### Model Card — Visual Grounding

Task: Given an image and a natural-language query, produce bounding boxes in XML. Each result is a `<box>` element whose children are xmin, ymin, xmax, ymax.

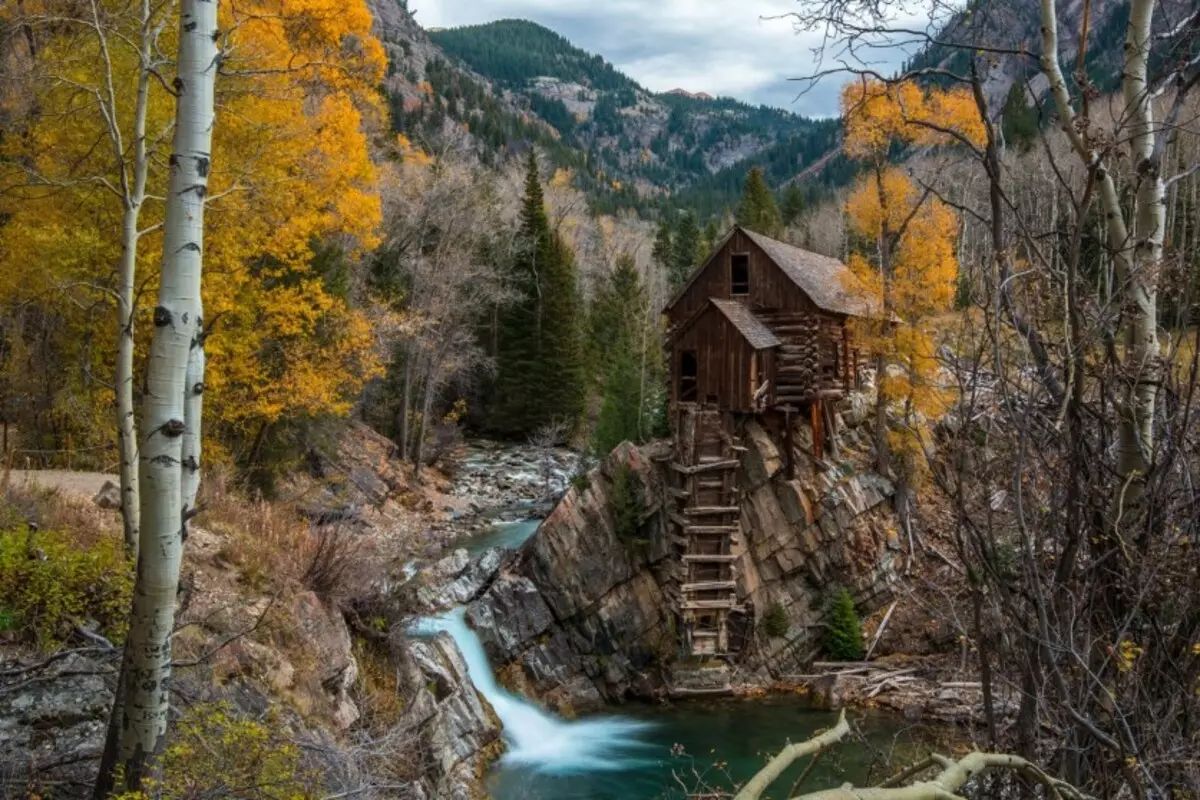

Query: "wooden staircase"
<box><xmin>669</xmin><ymin>405</ymin><xmax>744</xmax><ymax>656</ymax></box>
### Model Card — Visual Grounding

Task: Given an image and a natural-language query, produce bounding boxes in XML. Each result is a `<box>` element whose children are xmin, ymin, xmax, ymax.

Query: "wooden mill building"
<box><xmin>662</xmin><ymin>225</ymin><xmax>877</xmax><ymax>657</ymax></box>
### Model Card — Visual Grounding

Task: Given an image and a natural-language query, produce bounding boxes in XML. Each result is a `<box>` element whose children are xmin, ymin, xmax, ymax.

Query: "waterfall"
<box><xmin>418</xmin><ymin>608</ymin><xmax>656</xmax><ymax>774</ymax></box>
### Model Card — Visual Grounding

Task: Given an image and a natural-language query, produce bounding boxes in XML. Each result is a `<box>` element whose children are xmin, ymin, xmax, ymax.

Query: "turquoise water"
<box><xmin>458</xmin><ymin>518</ymin><xmax>541</xmax><ymax>555</ymax></box>
<box><xmin>485</xmin><ymin>697</ymin><xmax>917</xmax><ymax>799</ymax></box>
<box><xmin>430</xmin><ymin>520</ymin><xmax>926</xmax><ymax>799</ymax></box>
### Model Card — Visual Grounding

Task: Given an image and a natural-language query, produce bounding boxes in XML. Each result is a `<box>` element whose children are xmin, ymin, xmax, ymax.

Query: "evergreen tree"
<box><xmin>823</xmin><ymin>587</ymin><xmax>865</xmax><ymax>660</ymax></box>
<box><xmin>670</xmin><ymin>211</ymin><xmax>702</xmax><ymax>288</ymax></box>
<box><xmin>781</xmin><ymin>182</ymin><xmax>806</xmax><ymax>226</ymax></box>
<box><xmin>589</xmin><ymin>254</ymin><xmax>664</xmax><ymax>454</ymax></box>
<box><xmin>652</xmin><ymin>217</ymin><xmax>673</xmax><ymax>274</ymax></box>
<box><xmin>1000</xmin><ymin>81</ymin><xmax>1038</xmax><ymax>152</ymax></box>
<box><xmin>702</xmin><ymin>218</ymin><xmax>721</xmax><ymax>256</ymax></box>
<box><xmin>736</xmin><ymin>166</ymin><xmax>783</xmax><ymax>237</ymax></box>
<box><xmin>490</xmin><ymin>151</ymin><xmax>586</xmax><ymax>436</ymax></box>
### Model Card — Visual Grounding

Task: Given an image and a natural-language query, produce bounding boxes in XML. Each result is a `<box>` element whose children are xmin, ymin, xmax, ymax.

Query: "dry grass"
<box><xmin>0</xmin><ymin>474</ymin><xmax>118</xmax><ymax>549</ymax></box>
<box><xmin>200</xmin><ymin>466</ymin><xmax>376</xmax><ymax>602</ymax></box>
<box><xmin>352</xmin><ymin>636</ymin><xmax>404</xmax><ymax>729</ymax></box>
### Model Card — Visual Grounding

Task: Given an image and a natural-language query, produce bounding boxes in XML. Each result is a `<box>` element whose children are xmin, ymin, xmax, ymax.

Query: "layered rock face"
<box><xmin>400</xmin><ymin>634</ymin><xmax>503</xmax><ymax>800</ymax></box>
<box><xmin>466</xmin><ymin>401</ymin><xmax>901</xmax><ymax>712</ymax></box>
<box><xmin>466</xmin><ymin>441</ymin><xmax>675</xmax><ymax>713</ymax></box>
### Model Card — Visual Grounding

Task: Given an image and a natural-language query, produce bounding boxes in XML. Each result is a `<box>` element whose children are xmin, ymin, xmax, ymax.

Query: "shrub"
<box><xmin>823</xmin><ymin>587</ymin><xmax>865</xmax><ymax>661</ymax></box>
<box><xmin>760</xmin><ymin>601</ymin><xmax>790</xmax><ymax>639</ymax></box>
<box><xmin>0</xmin><ymin>524</ymin><xmax>133</xmax><ymax>648</ymax></box>
<box><xmin>113</xmin><ymin>702</ymin><xmax>320</xmax><ymax>800</ymax></box>
<box><xmin>609</xmin><ymin>463</ymin><xmax>643</xmax><ymax>545</ymax></box>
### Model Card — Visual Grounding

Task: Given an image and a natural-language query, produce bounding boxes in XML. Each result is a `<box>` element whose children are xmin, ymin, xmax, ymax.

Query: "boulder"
<box><xmin>93</xmin><ymin>480</ymin><xmax>122</xmax><ymax>509</ymax></box>
<box><xmin>0</xmin><ymin>652</ymin><xmax>112</xmax><ymax>789</ymax></box>
<box><xmin>416</xmin><ymin>547</ymin><xmax>504</xmax><ymax>611</ymax></box>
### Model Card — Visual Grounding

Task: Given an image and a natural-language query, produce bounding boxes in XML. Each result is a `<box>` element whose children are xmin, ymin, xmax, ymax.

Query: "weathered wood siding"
<box><xmin>671</xmin><ymin>306</ymin><xmax>759</xmax><ymax>412</ymax></box>
<box><xmin>667</xmin><ymin>229</ymin><xmax>821</xmax><ymax>327</ymax></box>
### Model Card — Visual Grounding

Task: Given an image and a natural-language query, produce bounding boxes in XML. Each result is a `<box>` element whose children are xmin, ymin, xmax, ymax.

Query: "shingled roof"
<box><xmin>710</xmin><ymin>299</ymin><xmax>781</xmax><ymax>349</ymax></box>
<box><xmin>666</xmin><ymin>225</ymin><xmax>880</xmax><ymax>319</ymax></box>
<box><xmin>739</xmin><ymin>229</ymin><xmax>878</xmax><ymax>318</ymax></box>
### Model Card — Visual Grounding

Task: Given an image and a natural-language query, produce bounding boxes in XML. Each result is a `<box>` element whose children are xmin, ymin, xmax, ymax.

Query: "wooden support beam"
<box><xmin>683</xmin><ymin>553</ymin><xmax>738</xmax><ymax>562</ymax></box>
<box><xmin>684</xmin><ymin>524</ymin><xmax>740</xmax><ymax>534</ymax></box>
<box><xmin>681</xmin><ymin>580</ymin><xmax>737</xmax><ymax>592</ymax></box>
<box><xmin>684</xmin><ymin>506</ymin><xmax>740</xmax><ymax>515</ymax></box>
<box><xmin>671</xmin><ymin>459</ymin><xmax>739</xmax><ymax>475</ymax></box>
<box><xmin>682</xmin><ymin>599</ymin><xmax>743</xmax><ymax>610</ymax></box>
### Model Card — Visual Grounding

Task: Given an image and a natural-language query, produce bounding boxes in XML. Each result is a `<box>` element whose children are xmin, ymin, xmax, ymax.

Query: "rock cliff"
<box><xmin>466</xmin><ymin>400</ymin><xmax>901</xmax><ymax>712</ymax></box>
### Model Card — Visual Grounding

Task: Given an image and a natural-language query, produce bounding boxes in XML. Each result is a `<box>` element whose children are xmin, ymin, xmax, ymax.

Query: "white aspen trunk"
<box><xmin>113</xmin><ymin>0</ymin><xmax>217</xmax><ymax>788</ymax></box>
<box><xmin>1039</xmin><ymin>0</ymin><xmax>1161</xmax><ymax>508</ymax></box>
<box><xmin>181</xmin><ymin>326</ymin><xmax>204</xmax><ymax>516</ymax></box>
<box><xmin>1119</xmin><ymin>0</ymin><xmax>1163</xmax><ymax>491</ymax></box>
<box><xmin>114</xmin><ymin>0</ymin><xmax>154</xmax><ymax>554</ymax></box>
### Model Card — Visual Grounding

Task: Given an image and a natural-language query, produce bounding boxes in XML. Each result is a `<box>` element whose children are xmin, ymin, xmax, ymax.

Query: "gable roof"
<box><xmin>739</xmin><ymin>229</ymin><xmax>877</xmax><ymax>318</ymax></box>
<box><xmin>708</xmin><ymin>299</ymin><xmax>781</xmax><ymax>350</ymax></box>
<box><xmin>665</xmin><ymin>225</ymin><xmax>879</xmax><ymax>319</ymax></box>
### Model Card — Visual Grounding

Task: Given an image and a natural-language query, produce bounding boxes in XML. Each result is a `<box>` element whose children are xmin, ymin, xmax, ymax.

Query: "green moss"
<box><xmin>0</xmin><ymin>525</ymin><xmax>133</xmax><ymax>649</ymax></box>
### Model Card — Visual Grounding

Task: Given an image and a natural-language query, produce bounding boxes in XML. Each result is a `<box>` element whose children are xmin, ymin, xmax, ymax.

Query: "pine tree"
<box><xmin>736</xmin><ymin>166</ymin><xmax>783</xmax><ymax>237</ymax></box>
<box><xmin>823</xmin><ymin>587</ymin><xmax>865</xmax><ymax>660</ymax></box>
<box><xmin>589</xmin><ymin>254</ymin><xmax>663</xmax><ymax>454</ymax></box>
<box><xmin>781</xmin><ymin>182</ymin><xmax>806</xmax><ymax>226</ymax></box>
<box><xmin>702</xmin><ymin>218</ymin><xmax>720</xmax><ymax>256</ymax></box>
<box><xmin>490</xmin><ymin>151</ymin><xmax>585</xmax><ymax>436</ymax></box>
<box><xmin>652</xmin><ymin>217</ymin><xmax>673</xmax><ymax>274</ymax></box>
<box><xmin>670</xmin><ymin>211</ymin><xmax>701</xmax><ymax>288</ymax></box>
<box><xmin>1000</xmin><ymin>80</ymin><xmax>1038</xmax><ymax>152</ymax></box>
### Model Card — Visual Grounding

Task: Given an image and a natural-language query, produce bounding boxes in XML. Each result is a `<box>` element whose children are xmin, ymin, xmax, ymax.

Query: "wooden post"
<box><xmin>811</xmin><ymin>399</ymin><xmax>824</xmax><ymax>458</ymax></box>
<box><xmin>842</xmin><ymin>326</ymin><xmax>851</xmax><ymax>390</ymax></box>
<box><xmin>783</xmin><ymin>408</ymin><xmax>795</xmax><ymax>479</ymax></box>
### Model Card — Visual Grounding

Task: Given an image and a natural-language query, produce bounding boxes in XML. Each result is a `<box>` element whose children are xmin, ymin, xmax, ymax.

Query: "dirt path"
<box><xmin>5</xmin><ymin>470</ymin><xmax>115</xmax><ymax>499</ymax></box>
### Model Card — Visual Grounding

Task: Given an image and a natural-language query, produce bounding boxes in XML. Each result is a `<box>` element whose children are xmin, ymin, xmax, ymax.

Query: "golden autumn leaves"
<box><xmin>840</xmin><ymin>78</ymin><xmax>985</xmax><ymax>474</ymax></box>
<box><xmin>0</xmin><ymin>0</ymin><xmax>387</xmax><ymax>461</ymax></box>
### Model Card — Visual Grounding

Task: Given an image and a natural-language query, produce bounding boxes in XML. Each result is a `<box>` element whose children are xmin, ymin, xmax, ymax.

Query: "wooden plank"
<box><xmin>681</xmin><ymin>580</ymin><xmax>737</xmax><ymax>592</ymax></box>
<box><xmin>667</xmin><ymin>486</ymin><xmax>690</xmax><ymax>499</ymax></box>
<box><xmin>684</xmin><ymin>525</ymin><xmax>739</xmax><ymax>534</ymax></box>
<box><xmin>671</xmin><ymin>459</ymin><xmax>739</xmax><ymax>475</ymax></box>
<box><xmin>683</xmin><ymin>553</ymin><xmax>738</xmax><ymax>562</ymax></box>
<box><xmin>684</xmin><ymin>506</ymin><xmax>740</xmax><ymax>515</ymax></box>
<box><xmin>682</xmin><ymin>599</ymin><xmax>742</xmax><ymax>610</ymax></box>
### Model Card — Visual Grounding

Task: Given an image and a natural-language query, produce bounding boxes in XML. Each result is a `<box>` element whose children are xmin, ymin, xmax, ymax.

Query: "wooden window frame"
<box><xmin>679</xmin><ymin>349</ymin><xmax>699</xmax><ymax>402</ymax></box>
<box><xmin>730</xmin><ymin>252</ymin><xmax>750</xmax><ymax>296</ymax></box>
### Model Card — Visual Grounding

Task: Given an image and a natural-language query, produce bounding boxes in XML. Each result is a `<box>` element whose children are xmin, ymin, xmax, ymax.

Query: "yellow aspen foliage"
<box><xmin>844</xmin><ymin>169</ymin><xmax>959</xmax><ymax>474</ymax></box>
<box><xmin>841</xmin><ymin>78</ymin><xmax>985</xmax><ymax>160</ymax></box>
<box><xmin>0</xmin><ymin>0</ymin><xmax>386</xmax><ymax>462</ymax></box>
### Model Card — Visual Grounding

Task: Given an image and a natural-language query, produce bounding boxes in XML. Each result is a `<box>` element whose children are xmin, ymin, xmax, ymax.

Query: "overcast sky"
<box><xmin>417</xmin><ymin>0</ymin><xmax>933</xmax><ymax>118</ymax></box>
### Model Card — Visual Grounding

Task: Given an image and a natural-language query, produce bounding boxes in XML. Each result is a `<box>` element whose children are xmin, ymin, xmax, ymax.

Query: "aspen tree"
<box><xmin>108</xmin><ymin>0</ymin><xmax>216</xmax><ymax>789</ymax></box>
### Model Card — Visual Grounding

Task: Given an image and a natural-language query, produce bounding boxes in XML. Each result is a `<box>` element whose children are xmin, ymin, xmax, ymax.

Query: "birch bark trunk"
<box><xmin>114</xmin><ymin>0</ymin><xmax>155</xmax><ymax>554</ymax></box>
<box><xmin>1039</xmin><ymin>0</ymin><xmax>1162</xmax><ymax>517</ymax></box>
<box><xmin>110</xmin><ymin>0</ymin><xmax>217</xmax><ymax>788</ymax></box>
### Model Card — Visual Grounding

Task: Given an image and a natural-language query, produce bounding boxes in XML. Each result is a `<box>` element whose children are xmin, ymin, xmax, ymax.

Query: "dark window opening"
<box><xmin>731</xmin><ymin>253</ymin><xmax>750</xmax><ymax>296</ymax></box>
<box><xmin>679</xmin><ymin>350</ymin><xmax>698</xmax><ymax>402</ymax></box>
<box><xmin>705</xmin><ymin>394</ymin><xmax>719</xmax><ymax>406</ymax></box>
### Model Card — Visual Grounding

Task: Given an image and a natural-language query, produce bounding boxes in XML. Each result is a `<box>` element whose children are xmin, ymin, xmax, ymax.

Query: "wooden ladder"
<box><xmin>670</xmin><ymin>406</ymin><xmax>743</xmax><ymax>656</ymax></box>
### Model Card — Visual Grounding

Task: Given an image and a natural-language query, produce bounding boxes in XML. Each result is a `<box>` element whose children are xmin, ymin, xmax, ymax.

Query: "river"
<box><xmin>422</xmin><ymin>519</ymin><xmax>928</xmax><ymax>799</ymax></box>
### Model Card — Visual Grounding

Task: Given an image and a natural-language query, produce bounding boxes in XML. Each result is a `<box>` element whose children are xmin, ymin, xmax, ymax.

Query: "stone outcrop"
<box><xmin>415</xmin><ymin>547</ymin><xmax>504</xmax><ymax>612</ymax></box>
<box><xmin>399</xmin><ymin>633</ymin><xmax>503</xmax><ymax>799</ymax></box>
<box><xmin>0</xmin><ymin>651</ymin><xmax>113</xmax><ymax>790</ymax></box>
<box><xmin>466</xmin><ymin>441</ymin><xmax>675</xmax><ymax>713</ymax></box>
<box><xmin>466</xmin><ymin>397</ymin><xmax>901</xmax><ymax>710</ymax></box>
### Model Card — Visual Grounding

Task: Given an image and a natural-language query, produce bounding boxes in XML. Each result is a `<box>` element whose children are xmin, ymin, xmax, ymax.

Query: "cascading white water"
<box><xmin>418</xmin><ymin>608</ymin><xmax>656</xmax><ymax>774</ymax></box>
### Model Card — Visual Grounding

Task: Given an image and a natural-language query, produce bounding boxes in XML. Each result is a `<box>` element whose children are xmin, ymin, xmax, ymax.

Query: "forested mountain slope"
<box><xmin>367</xmin><ymin>7</ymin><xmax>846</xmax><ymax>216</ymax></box>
